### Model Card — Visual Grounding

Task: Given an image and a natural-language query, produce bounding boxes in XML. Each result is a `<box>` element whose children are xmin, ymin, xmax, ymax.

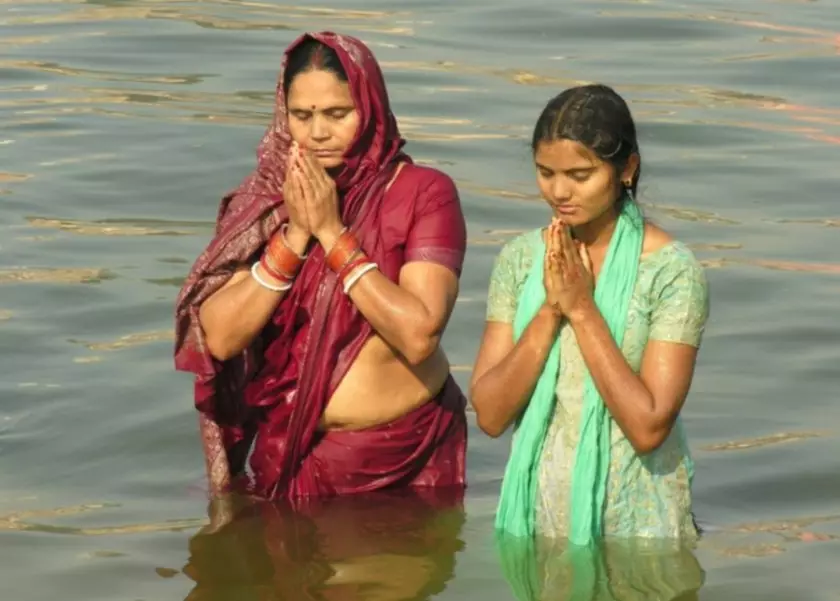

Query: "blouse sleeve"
<box><xmin>404</xmin><ymin>170</ymin><xmax>467</xmax><ymax>276</ymax></box>
<box><xmin>485</xmin><ymin>235</ymin><xmax>531</xmax><ymax>324</ymax></box>
<box><xmin>648</xmin><ymin>249</ymin><xmax>710</xmax><ymax>347</ymax></box>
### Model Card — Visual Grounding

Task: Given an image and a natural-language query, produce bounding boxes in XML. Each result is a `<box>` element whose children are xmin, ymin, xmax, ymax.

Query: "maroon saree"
<box><xmin>174</xmin><ymin>32</ymin><xmax>467</xmax><ymax>500</ymax></box>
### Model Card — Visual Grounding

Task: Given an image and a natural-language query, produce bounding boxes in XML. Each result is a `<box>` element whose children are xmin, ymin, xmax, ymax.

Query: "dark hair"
<box><xmin>531</xmin><ymin>84</ymin><xmax>641</xmax><ymax>199</ymax></box>
<box><xmin>282</xmin><ymin>38</ymin><xmax>348</xmax><ymax>96</ymax></box>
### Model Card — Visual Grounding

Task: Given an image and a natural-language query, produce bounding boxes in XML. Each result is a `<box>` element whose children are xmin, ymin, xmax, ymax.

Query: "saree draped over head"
<box><xmin>174</xmin><ymin>32</ymin><xmax>467</xmax><ymax>500</ymax></box>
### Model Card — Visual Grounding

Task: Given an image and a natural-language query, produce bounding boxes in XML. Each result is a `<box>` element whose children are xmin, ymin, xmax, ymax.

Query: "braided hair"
<box><xmin>532</xmin><ymin>84</ymin><xmax>640</xmax><ymax>203</ymax></box>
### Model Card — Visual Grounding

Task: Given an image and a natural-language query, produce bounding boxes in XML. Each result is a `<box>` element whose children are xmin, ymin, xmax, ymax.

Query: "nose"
<box><xmin>309</xmin><ymin>114</ymin><xmax>330</xmax><ymax>142</ymax></box>
<box><xmin>550</xmin><ymin>177</ymin><xmax>572</xmax><ymax>203</ymax></box>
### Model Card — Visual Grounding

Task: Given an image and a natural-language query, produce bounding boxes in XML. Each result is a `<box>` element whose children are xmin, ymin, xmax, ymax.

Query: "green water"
<box><xmin>2</xmin><ymin>1</ymin><xmax>839</xmax><ymax>599</ymax></box>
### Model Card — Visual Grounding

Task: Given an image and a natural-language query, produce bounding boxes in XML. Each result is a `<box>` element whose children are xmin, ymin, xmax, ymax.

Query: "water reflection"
<box><xmin>497</xmin><ymin>533</ymin><xmax>704</xmax><ymax>601</ymax></box>
<box><xmin>183</xmin><ymin>489</ymin><xmax>465</xmax><ymax>600</ymax></box>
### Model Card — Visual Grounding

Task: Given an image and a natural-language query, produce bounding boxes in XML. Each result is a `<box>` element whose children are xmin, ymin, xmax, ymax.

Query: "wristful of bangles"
<box><xmin>254</xmin><ymin>222</ymin><xmax>378</xmax><ymax>294</ymax></box>
<box><xmin>324</xmin><ymin>227</ymin><xmax>379</xmax><ymax>294</ymax></box>
<box><xmin>253</xmin><ymin>223</ymin><xmax>307</xmax><ymax>291</ymax></box>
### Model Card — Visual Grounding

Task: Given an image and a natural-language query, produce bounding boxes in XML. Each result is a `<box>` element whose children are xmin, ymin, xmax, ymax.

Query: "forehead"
<box><xmin>286</xmin><ymin>69</ymin><xmax>354</xmax><ymax>108</ymax></box>
<box><xmin>534</xmin><ymin>138</ymin><xmax>602</xmax><ymax>169</ymax></box>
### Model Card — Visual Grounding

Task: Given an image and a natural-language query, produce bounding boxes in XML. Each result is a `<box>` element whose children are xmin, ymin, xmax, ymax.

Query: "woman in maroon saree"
<box><xmin>174</xmin><ymin>32</ymin><xmax>467</xmax><ymax>503</ymax></box>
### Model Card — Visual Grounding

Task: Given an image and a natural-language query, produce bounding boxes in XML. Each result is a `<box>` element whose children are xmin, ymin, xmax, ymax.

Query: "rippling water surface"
<box><xmin>2</xmin><ymin>1</ymin><xmax>839</xmax><ymax>599</ymax></box>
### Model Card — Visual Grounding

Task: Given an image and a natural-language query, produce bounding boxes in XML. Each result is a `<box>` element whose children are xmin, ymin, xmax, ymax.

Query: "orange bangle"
<box><xmin>260</xmin><ymin>254</ymin><xmax>293</xmax><ymax>285</ymax></box>
<box><xmin>326</xmin><ymin>229</ymin><xmax>360</xmax><ymax>273</ymax></box>
<box><xmin>267</xmin><ymin>234</ymin><xmax>304</xmax><ymax>277</ymax></box>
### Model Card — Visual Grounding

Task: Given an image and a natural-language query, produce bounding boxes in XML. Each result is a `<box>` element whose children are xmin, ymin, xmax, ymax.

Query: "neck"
<box><xmin>572</xmin><ymin>206</ymin><xmax>620</xmax><ymax>250</ymax></box>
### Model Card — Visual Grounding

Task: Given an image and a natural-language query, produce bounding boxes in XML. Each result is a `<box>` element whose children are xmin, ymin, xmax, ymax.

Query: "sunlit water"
<box><xmin>2</xmin><ymin>1</ymin><xmax>839</xmax><ymax>599</ymax></box>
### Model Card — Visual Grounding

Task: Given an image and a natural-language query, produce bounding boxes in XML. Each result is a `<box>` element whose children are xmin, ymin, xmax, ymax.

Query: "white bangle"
<box><xmin>342</xmin><ymin>262</ymin><xmax>377</xmax><ymax>294</ymax></box>
<box><xmin>251</xmin><ymin>262</ymin><xmax>292</xmax><ymax>292</ymax></box>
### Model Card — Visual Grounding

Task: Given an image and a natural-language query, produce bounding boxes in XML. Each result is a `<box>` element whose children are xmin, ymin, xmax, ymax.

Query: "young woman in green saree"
<box><xmin>471</xmin><ymin>84</ymin><xmax>710</xmax><ymax>545</ymax></box>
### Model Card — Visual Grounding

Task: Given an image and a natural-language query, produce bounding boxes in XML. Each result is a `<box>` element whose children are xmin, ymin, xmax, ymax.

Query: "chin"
<box><xmin>553</xmin><ymin>212</ymin><xmax>586</xmax><ymax>226</ymax></box>
<box><xmin>316</xmin><ymin>156</ymin><xmax>344</xmax><ymax>170</ymax></box>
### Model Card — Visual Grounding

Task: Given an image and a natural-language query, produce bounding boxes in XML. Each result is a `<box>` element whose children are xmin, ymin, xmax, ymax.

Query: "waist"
<box><xmin>321</xmin><ymin>341</ymin><xmax>455</xmax><ymax>431</ymax></box>
<box><xmin>321</xmin><ymin>375</ymin><xmax>465</xmax><ymax>439</ymax></box>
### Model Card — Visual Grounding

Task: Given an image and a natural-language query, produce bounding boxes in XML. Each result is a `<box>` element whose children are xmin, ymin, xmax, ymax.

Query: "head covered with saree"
<box><xmin>174</xmin><ymin>31</ymin><xmax>412</xmax><ymax>498</ymax></box>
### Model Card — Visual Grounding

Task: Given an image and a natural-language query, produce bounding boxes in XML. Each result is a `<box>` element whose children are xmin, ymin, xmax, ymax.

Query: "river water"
<box><xmin>2</xmin><ymin>0</ymin><xmax>839</xmax><ymax>599</ymax></box>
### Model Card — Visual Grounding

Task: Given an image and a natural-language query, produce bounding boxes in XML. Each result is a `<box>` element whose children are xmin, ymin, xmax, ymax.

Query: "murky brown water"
<box><xmin>2</xmin><ymin>0</ymin><xmax>839</xmax><ymax>599</ymax></box>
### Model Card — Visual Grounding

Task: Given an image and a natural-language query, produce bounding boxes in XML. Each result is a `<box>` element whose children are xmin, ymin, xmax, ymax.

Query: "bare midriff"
<box><xmin>319</xmin><ymin>161</ymin><xmax>452</xmax><ymax>431</ymax></box>
<box><xmin>319</xmin><ymin>333</ymin><xmax>451</xmax><ymax>431</ymax></box>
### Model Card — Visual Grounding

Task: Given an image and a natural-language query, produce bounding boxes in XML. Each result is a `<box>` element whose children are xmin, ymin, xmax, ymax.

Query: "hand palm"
<box><xmin>544</xmin><ymin>221</ymin><xmax>594</xmax><ymax>316</ymax></box>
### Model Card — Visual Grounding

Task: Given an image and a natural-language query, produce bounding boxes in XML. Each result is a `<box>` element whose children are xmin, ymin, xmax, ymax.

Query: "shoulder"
<box><xmin>641</xmin><ymin>225</ymin><xmax>703</xmax><ymax>275</ymax></box>
<box><xmin>491</xmin><ymin>228</ymin><xmax>542</xmax><ymax>288</ymax></box>
<box><xmin>636</xmin><ymin>222</ymin><xmax>707</xmax><ymax>291</ymax></box>
<box><xmin>644</xmin><ymin>241</ymin><xmax>705</xmax><ymax>277</ymax></box>
<box><xmin>641</xmin><ymin>239</ymin><xmax>708</xmax><ymax>312</ymax></box>
<box><xmin>393</xmin><ymin>163</ymin><xmax>458</xmax><ymax>199</ymax></box>
<box><xmin>485</xmin><ymin>229</ymin><xmax>541</xmax><ymax>319</ymax></box>
<box><xmin>387</xmin><ymin>164</ymin><xmax>462</xmax><ymax>226</ymax></box>
<box><xmin>486</xmin><ymin>229</ymin><xmax>542</xmax><ymax>321</ymax></box>
<box><xmin>641</xmin><ymin>240</ymin><xmax>710</xmax><ymax>343</ymax></box>
<box><xmin>640</xmin><ymin>223</ymin><xmax>675</xmax><ymax>255</ymax></box>
<box><xmin>497</xmin><ymin>228</ymin><xmax>541</xmax><ymax>264</ymax></box>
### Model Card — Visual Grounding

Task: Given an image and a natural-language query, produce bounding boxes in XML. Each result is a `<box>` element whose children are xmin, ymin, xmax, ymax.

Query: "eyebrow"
<box><xmin>535</xmin><ymin>162</ymin><xmax>595</xmax><ymax>172</ymax></box>
<box><xmin>288</xmin><ymin>104</ymin><xmax>354</xmax><ymax>113</ymax></box>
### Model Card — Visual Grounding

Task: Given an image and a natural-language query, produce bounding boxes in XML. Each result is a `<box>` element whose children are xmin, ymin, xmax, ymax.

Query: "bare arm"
<box><xmin>470</xmin><ymin>308</ymin><xmax>561</xmax><ymax>437</ymax></box>
<box><xmin>198</xmin><ymin>225</ymin><xmax>310</xmax><ymax>361</ymax></box>
<box><xmin>543</xmin><ymin>222</ymin><xmax>709</xmax><ymax>455</ymax></box>
<box><xmin>340</xmin><ymin>260</ymin><xmax>460</xmax><ymax>365</ymax></box>
<box><xmin>303</xmin><ymin>158</ymin><xmax>467</xmax><ymax>366</ymax></box>
<box><xmin>567</xmin><ymin>300</ymin><xmax>700</xmax><ymax>453</ymax></box>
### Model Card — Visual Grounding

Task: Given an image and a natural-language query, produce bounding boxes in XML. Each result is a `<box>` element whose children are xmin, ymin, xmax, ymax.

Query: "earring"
<box><xmin>623</xmin><ymin>181</ymin><xmax>634</xmax><ymax>202</ymax></box>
